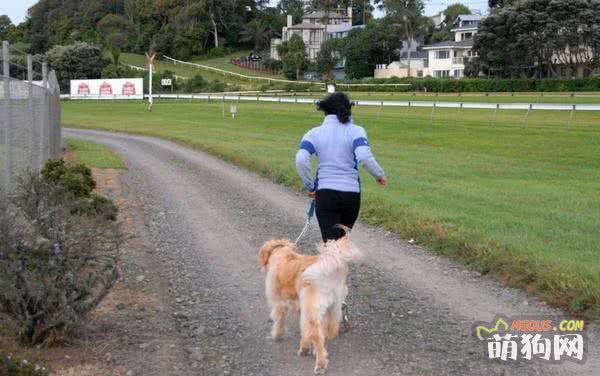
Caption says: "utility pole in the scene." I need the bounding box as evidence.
[145,51,156,111]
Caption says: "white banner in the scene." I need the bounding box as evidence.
[70,78,144,100]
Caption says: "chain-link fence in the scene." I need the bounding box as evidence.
[0,41,61,196]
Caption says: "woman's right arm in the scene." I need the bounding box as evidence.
[296,132,316,191]
[353,127,385,182]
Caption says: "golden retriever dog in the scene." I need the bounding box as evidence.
[258,229,362,374]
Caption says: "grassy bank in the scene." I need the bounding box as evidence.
[61,100,600,318]
[66,138,126,169]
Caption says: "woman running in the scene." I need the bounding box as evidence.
[295,92,387,243]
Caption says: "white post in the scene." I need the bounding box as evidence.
[148,63,153,111]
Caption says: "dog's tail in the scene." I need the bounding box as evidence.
[258,239,294,270]
[303,228,363,282]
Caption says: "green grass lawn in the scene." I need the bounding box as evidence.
[257,91,600,104]
[61,100,600,318]
[120,52,282,90]
[66,138,126,169]
[120,53,258,90]
[193,50,285,80]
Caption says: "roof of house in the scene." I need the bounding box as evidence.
[288,22,326,30]
[422,39,474,50]
[303,11,348,19]
[457,14,483,22]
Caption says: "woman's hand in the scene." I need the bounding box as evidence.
[307,191,316,199]
[376,176,387,186]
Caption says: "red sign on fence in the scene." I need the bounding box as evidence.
[78,83,90,95]
[99,82,113,95]
[122,81,136,96]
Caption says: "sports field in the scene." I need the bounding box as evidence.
[61,99,600,317]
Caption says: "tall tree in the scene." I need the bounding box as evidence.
[475,0,600,78]
[239,19,271,50]
[315,39,339,79]
[279,0,305,24]
[341,21,401,79]
[0,15,12,39]
[97,14,135,65]
[278,33,307,80]
[378,0,430,77]
[353,1,375,25]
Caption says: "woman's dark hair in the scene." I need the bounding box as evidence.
[317,92,354,124]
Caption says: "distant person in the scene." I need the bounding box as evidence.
[295,92,387,243]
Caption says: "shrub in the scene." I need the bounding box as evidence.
[0,166,122,345]
[0,351,48,376]
[262,58,283,72]
[41,159,95,198]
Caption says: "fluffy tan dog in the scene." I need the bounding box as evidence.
[258,230,362,374]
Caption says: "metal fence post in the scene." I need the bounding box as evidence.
[27,54,39,168]
[521,103,532,129]
[454,103,463,126]
[2,41,12,193]
[490,103,499,127]
[41,62,48,166]
[567,104,576,129]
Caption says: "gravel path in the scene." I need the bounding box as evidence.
[65,128,598,376]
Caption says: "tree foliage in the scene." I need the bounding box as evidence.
[279,33,307,80]
[315,39,340,78]
[475,0,600,78]
[45,42,107,91]
[21,0,269,57]
[340,22,401,79]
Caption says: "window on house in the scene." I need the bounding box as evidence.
[436,50,450,59]
[417,70,423,77]
[435,70,450,77]
[462,33,473,41]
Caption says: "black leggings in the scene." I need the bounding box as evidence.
[315,189,361,242]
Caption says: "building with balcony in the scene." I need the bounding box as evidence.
[421,14,482,78]
[270,7,354,63]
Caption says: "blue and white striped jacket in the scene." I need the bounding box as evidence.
[295,115,385,193]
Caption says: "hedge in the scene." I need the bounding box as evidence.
[338,77,600,93]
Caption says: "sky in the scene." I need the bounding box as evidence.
[1,0,38,24]
[2,0,489,25]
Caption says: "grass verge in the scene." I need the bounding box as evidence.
[66,138,127,169]
[61,100,600,319]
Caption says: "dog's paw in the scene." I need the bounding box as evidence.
[297,347,310,357]
[314,359,328,374]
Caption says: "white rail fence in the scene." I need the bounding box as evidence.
[61,92,600,112]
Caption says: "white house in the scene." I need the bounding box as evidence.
[375,14,483,79]
[270,8,354,62]
[421,14,482,78]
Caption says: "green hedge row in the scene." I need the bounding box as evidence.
[339,77,600,93]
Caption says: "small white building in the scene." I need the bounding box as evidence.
[422,14,482,78]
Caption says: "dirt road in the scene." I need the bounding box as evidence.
[65,128,597,376]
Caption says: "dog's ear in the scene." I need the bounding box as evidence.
[258,245,272,269]
[258,239,291,270]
